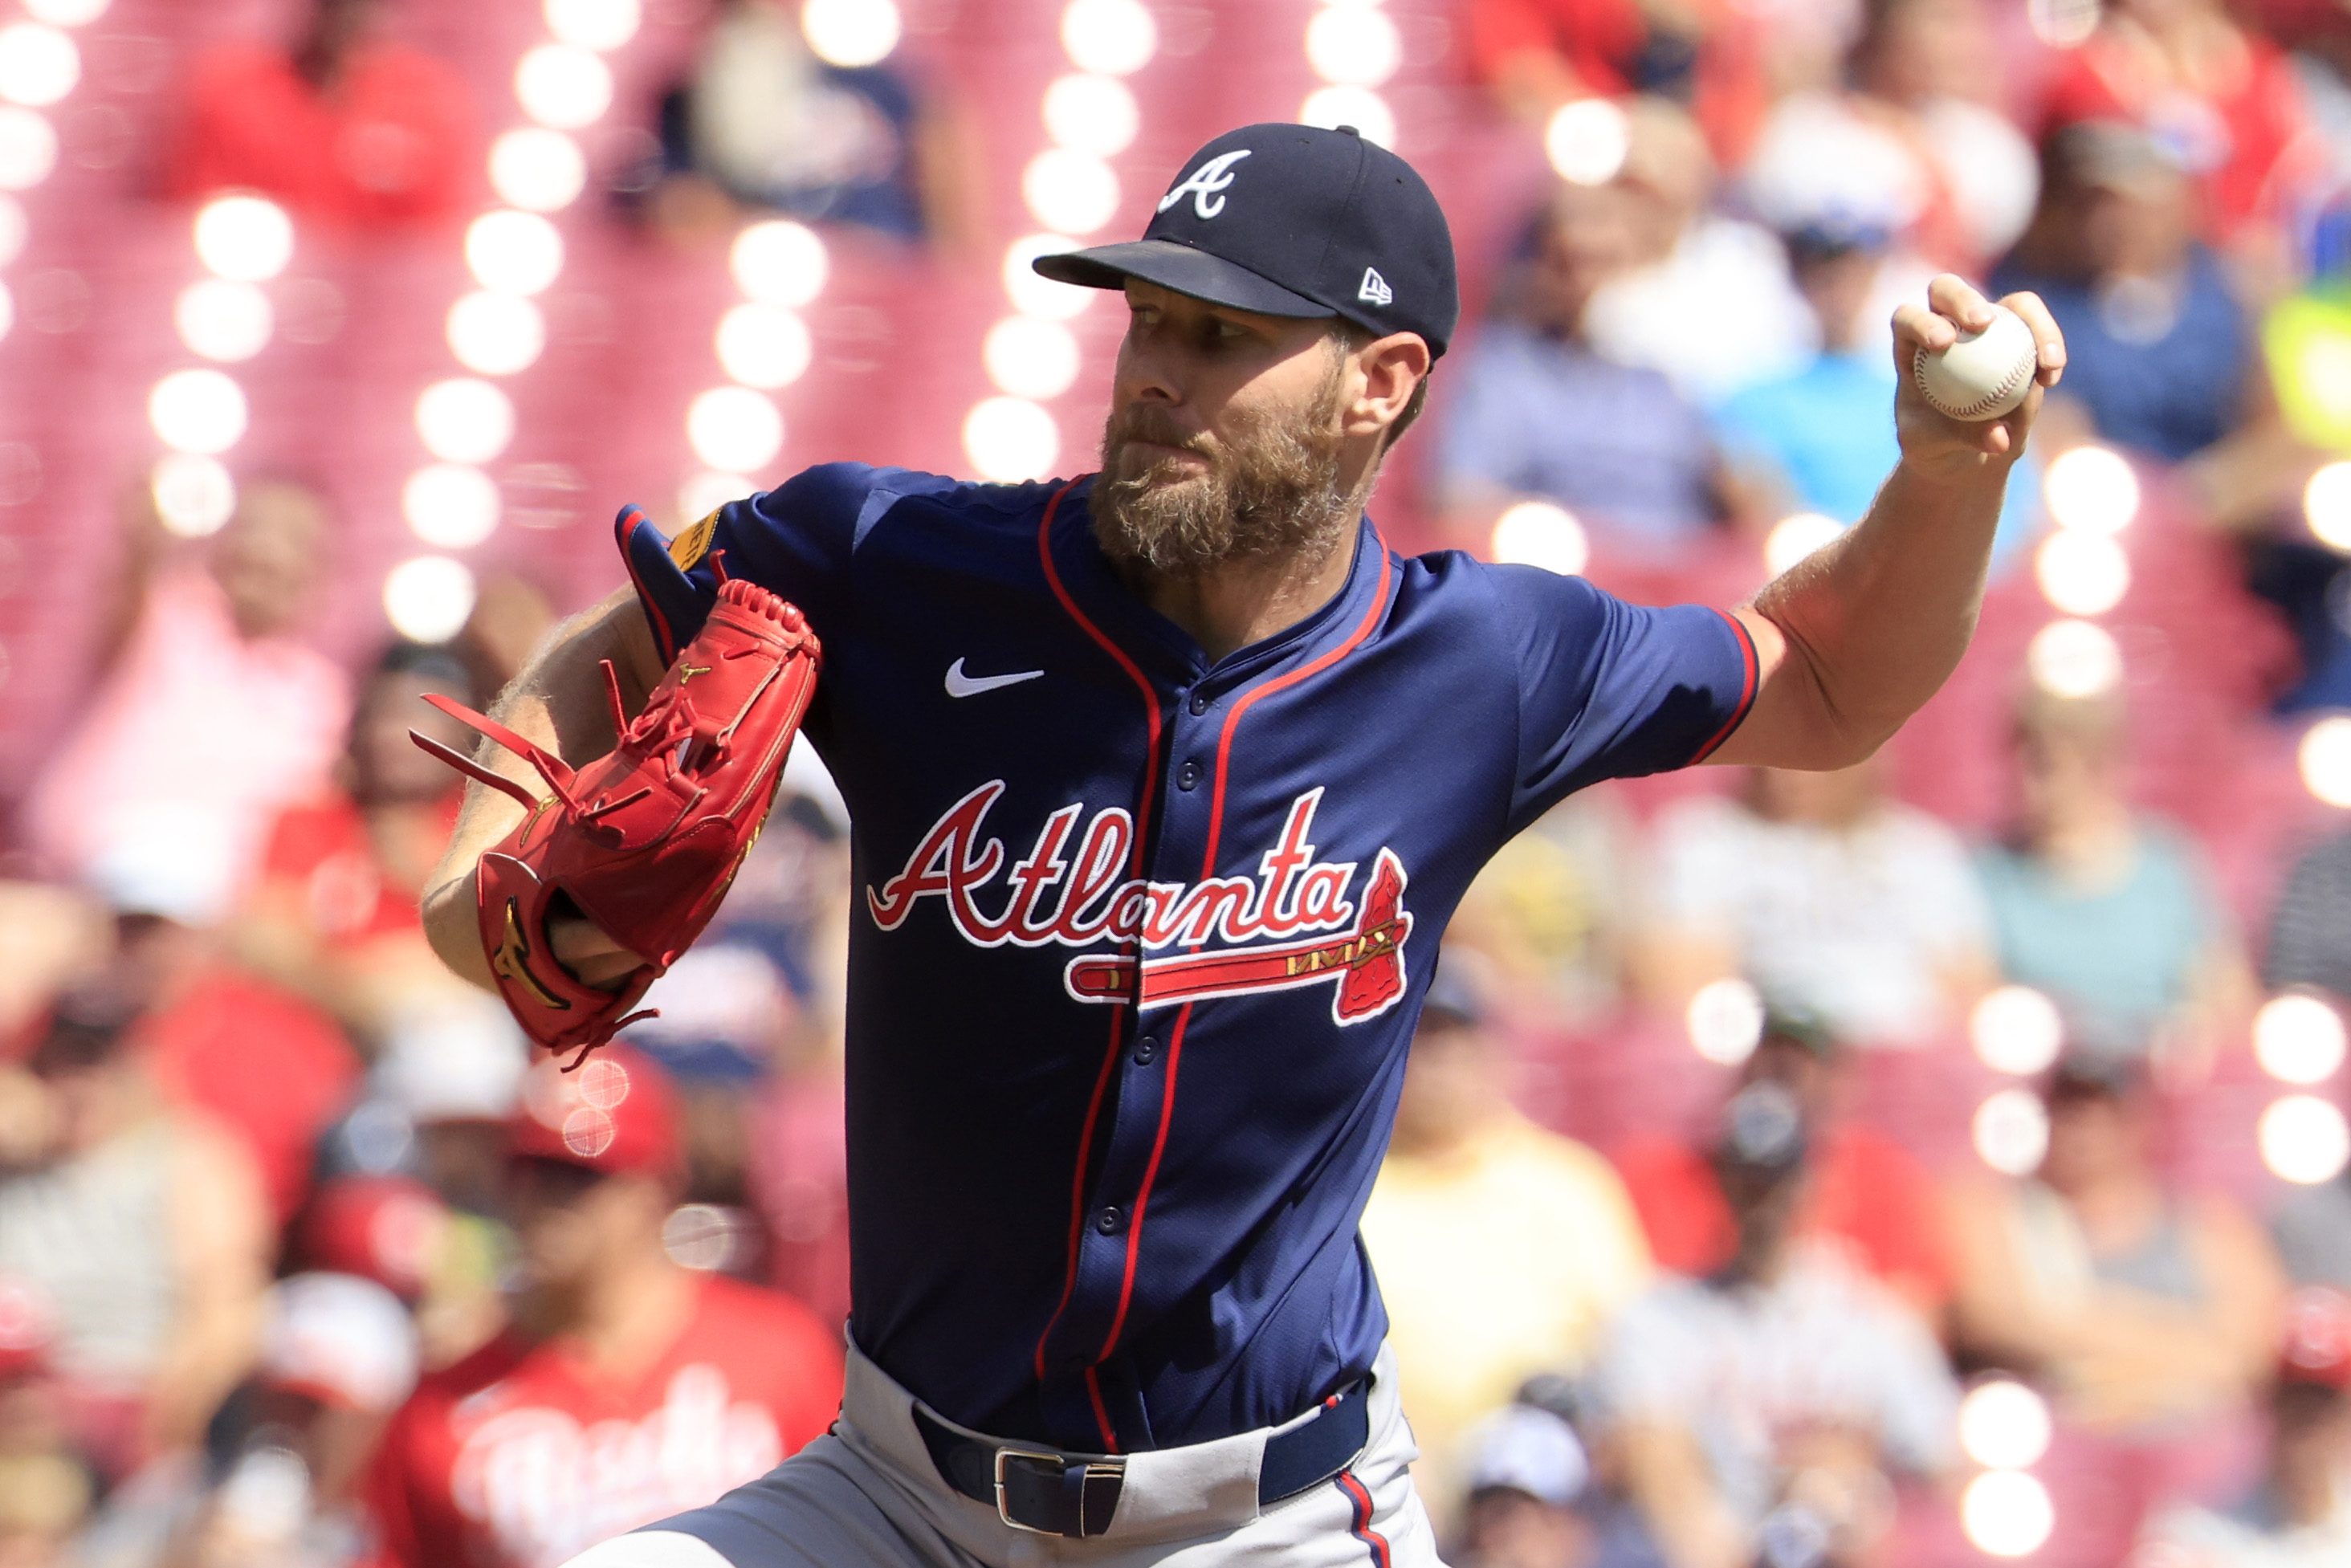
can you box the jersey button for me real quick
[1177,760,1201,791]
[1132,1037,1158,1065]
[1094,1206,1126,1235]
[1188,694,1208,716]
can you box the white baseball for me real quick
[1913,303,2039,422]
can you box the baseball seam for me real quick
[1914,334,2035,421]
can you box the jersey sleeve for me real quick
[1488,564,1758,834]
[620,462,885,665]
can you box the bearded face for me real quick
[1088,340,1359,578]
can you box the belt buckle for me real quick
[992,1447,1123,1537]
[993,1448,1069,1536]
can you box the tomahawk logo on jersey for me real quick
[620,461,1758,1456]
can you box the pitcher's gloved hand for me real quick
[414,510,820,1065]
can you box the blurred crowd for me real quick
[10,0,2351,1566]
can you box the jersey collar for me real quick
[1049,474,1391,694]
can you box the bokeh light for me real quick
[2260,1095,2351,1185]
[174,279,272,363]
[2299,715,2351,808]
[382,556,478,644]
[2305,462,2351,552]
[2034,529,2130,616]
[544,0,640,51]
[2028,0,2100,47]
[1490,501,1590,576]
[194,194,294,283]
[0,280,14,342]
[1764,511,1844,578]
[1004,234,1092,320]
[731,220,828,307]
[1546,99,1631,186]
[1042,74,1139,158]
[514,43,612,130]
[678,470,749,523]
[983,316,1081,401]
[22,0,108,24]
[1686,978,1764,1067]
[2256,993,2349,1085]
[488,128,586,213]
[1973,1089,2050,1177]
[1958,1380,2053,1471]
[414,378,515,465]
[1304,4,1401,87]
[446,291,546,377]
[802,0,902,67]
[1970,986,2064,1077]
[147,369,248,455]
[1961,1470,2056,1558]
[687,386,784,472]
[1300,87,1395,149]
[963,397,1060,483]
[402,464,501,549]
[0,107,55,189]
[2042,443,2139,535]
[715,303,813,389]
[1061,0,1156,76]
[2026,617,2124,698]
[149,454,235,538]
[0,24,76,108]
[466,210,564,296]
[1024,149,1120,236]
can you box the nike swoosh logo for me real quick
[945,658,1045,698]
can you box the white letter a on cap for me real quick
[1358,267,1394,307]
[1158,149,1253,220]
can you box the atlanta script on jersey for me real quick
[621,463,1757,1455]
[869,784,1412,1024]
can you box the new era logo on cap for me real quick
[1032,123,1459,359]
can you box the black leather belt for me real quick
[913,1378,1371,1538]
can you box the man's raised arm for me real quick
[1708,275,2066,771]
[419,585,666,988]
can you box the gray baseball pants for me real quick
[558,1339,1440,1567]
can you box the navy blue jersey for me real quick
[621,464,1756,1456]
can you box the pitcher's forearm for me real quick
[1744,452,2010,763]
[422,587,664,987]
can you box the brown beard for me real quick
[1088,361,1358,579]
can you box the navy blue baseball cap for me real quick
[1033,123,1460,359]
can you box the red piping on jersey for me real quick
[1082,1366,1119,1456]
[1090,529,1395,1368]
[1032,482,1165,1447]
[1688,609,1761,764]
[1336,1471,1393,1566]
[1199,531,1394,881]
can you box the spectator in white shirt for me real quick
[1639,758,1996,1049]
[1590,1082,1960,1568]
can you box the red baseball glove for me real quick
[413,537,820,1064]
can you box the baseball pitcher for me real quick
[419,124,2064,1567]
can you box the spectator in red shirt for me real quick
[362,1046,843,1568]
[1613,1012,1954,1315]
[1465,0,1772,164]
[2038,0,2320,269]
[166,0,476,230]
[239,644,477,1037]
